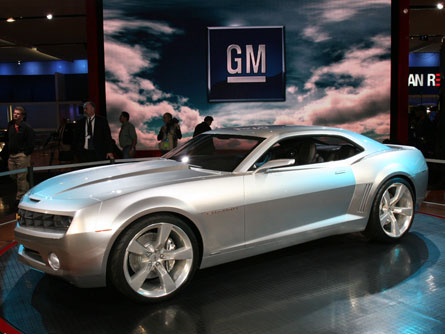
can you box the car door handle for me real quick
[335,170,346,175]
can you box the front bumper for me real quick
[15,224,111,288]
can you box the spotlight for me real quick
[6,17,15,22]
[438,3,444,9]
[17,60,21,65]
[46,13,53,20]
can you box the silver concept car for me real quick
[14,126,428,302]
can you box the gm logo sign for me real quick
[208,26,285,102]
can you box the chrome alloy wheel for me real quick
[378,182,414,238]
[123,223,194,298]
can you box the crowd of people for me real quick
[55,105,215,163]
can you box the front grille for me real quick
[17,209,73,231]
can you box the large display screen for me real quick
[103,0,391,149]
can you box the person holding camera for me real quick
[157,112,182,154]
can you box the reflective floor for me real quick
[1,213,444,334]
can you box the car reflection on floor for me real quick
[1,214,443,334]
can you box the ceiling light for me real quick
[438,3,444,9]
[46,13,53,20]
[6,17,15,22]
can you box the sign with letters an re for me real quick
[207,26,285,102]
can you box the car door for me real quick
[243,142,356,247]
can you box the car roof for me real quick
[208,125,312,138]
[207,125,388,152]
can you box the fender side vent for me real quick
[358,183,373,213]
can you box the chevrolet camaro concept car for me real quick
[15,126,428,302]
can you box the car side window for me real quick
[252,137,322,170]
[251,135,362,170]
[314,136,362,162]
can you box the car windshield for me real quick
[164,134,264,172]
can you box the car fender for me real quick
[351,149,426,218]
[97,195,205,276]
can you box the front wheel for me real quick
[364,178,415,242]
[108,214,199,302]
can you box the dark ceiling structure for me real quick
[410,0,445,52]
[0,0,86,62]
[0,0,444,63]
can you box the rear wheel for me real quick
[364,178,415,242]
[108,214,199,302]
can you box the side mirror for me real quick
[253,159,295,174]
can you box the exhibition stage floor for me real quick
[1,212,444,333]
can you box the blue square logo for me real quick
[208,26,285,102]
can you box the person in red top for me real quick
[7,106,34,204]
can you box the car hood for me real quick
[26,159,213,205]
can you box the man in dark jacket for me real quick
[74,101,114,162]
[193,116,214,137]
[7,106,34,202]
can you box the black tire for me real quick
[108,214,199,303]
[364,178,415,242]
